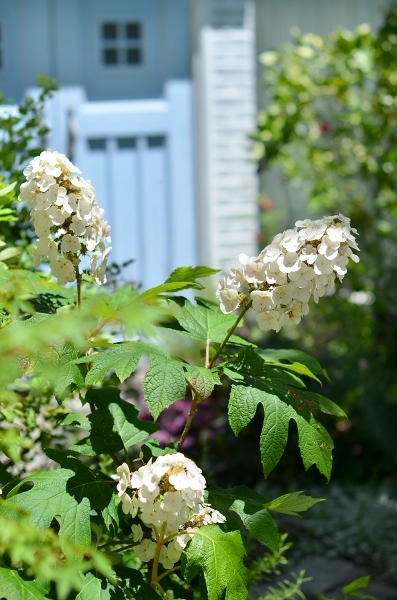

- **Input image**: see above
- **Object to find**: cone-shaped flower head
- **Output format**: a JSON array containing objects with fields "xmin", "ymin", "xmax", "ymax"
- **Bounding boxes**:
[{"xmin": 19, "ymin": 149, "xmax": 111, "ymax": 285}]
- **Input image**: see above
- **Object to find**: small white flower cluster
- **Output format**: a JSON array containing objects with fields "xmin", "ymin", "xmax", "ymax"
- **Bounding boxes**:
[
  {"xmin": 116, "ymin": 453, "xmax": 225, "ymax": 569},
  {"xmin": 217, "ymin": 214, "xmax": 359, "ymax": 332},
  {"xmin": 19, "ymin": 149, "xmax": 111, "ymax": 285}
]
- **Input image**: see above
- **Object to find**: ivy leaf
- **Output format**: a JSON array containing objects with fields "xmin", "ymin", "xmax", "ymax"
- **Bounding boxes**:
[
  {"xmin": 0, "ymin": 568, "xmax": 48, "ymax": 600},
  {"xmin": 75, "ymin": 342, "xmax": 186, "ymax": 419},
  {"xmin": 264, "ymin": 491, "xmax": 324, "ymax": 517},
  {"xmin": 182, "ymin": 525, "xmax": 249, "ymax": 600},
  {"xmin": 69, "ymin": 388, "xmax": 158, "ymax": 456},
  {"xmin": 206, "ymin": 485, "xmax": 279, "ymax": 551},
  {"xmin": 184, "ymin": 365, "xmax": 221, "ymax": 399},
  {"xmin": 170, "ymin": 298, "xmax": 252, "ymax": 346},
  {"xmin": 0, "ymin": 451, "xmax": 118, "ymax": 553}
]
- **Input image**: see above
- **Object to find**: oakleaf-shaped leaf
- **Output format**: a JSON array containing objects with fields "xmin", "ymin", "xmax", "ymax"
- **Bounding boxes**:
[
  {"xmin": 264, "ymin": 491, "xmax": 324, "ymax": 517},
  {"xmin": 184, "ymin": 365, "xmax": 221, "ymax": 399},
  {"xmin": 206, "ymin": 485, "xmax": 279, "ymax": 551},
  {"xmin": 69, "ymin": 387, "xmax": 158, "ymax": 456},
  {"xmin": 75, "ymin": 342, "xmax": 186, "ymax": 418},
  {"xmin": 225, "ymin": 346, "xmax": 343, "ymax": 480},
  {"xmin": 182, "ymin": 525, "xmax": 249, "ymax": 600},
  {"xmin": 0, "ymin": 568, "xmax": 48, "ymax": 600},
  {"xmin": 0, "ymin": 451, "xmax": 118, "ymax": 553},
  {"xmin": 229, "ymin": 384, "xmax": 334, "ymax": 480},
  {"xmin": 171, "ymin": 298, "xmax": 252, "ymax": 346}
]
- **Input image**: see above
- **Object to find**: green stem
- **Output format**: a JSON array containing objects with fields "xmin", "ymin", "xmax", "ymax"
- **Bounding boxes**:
[
  {"xmin": 151, "ymin": 581, "xmax": 169, "ymax": 599},
  {"xmin": 157, "ymin": 565, "xmax": 180, "ymax": 582},
  {"xmin": 208, "ymin": 300, "xmax": 252, "ymax": 369},
  {"xmin": 109, "ymin": 452, "xmax": 122, "ymax": 467},
  {"xmin": 151, "ymin": 523, "xmax": 167, "ymax": 586},
  {"xmin": 176, "ymin": 391, "xmax": 199, "ymax": 451},
  {"xmin": 75, "ymin": 264, "xmax": 82, "ymax": 308}
]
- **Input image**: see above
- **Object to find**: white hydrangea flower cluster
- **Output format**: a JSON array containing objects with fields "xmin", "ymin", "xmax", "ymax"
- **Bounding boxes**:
[
  {"xmin": 116, "ymin": 453, "xmax": 226, "ymax": 569},
  {"xmin": 217, "ymin": 214, "xmax": 359, "ymax": 332},
  {"xmin": 19, "ymin": 149, "xmax": 111, "ymax": 285}
]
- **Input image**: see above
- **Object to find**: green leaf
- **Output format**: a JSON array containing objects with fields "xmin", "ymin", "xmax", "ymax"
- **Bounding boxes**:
[
  {"xmin": 58, "ymin": 412, "xmax": 91, "ymax": 430},
  {"xmin": 0, "ymin": 451, "xmax": 118, "ymax": 553},
  {"xmin": 114, "ymin": 566, "xmax": 161, "ymax": 600},
  {"xmin": 166, "ymin": 265, "xmax": 220, "ymax": 283},
  {"xmin": 261, "ymin": 360, "xmax": 322, "ymax": 385},
  {"xmin": 264, "ymin": 491, "xmax": 324, "ymax": 517},
  {"xmin": 75, "ymin": 574, "xmax": 113, "ymax": 600},
  {"xmin": 184, "ymin": 365, "xmax": 221, "ymax": 399},
  {"xmin": 75, "ymin": 342, "xmax": 186, "ymax": 419},
  {"xmin": 69, "ymin": 387, "xmax": 158, "ymax": 455},
  {"xmin": 207, "ymin": 485, "xmax": 279, "ymax": 551},
  {"xmin": 0, "ymin": 568, "xmax": 48, "ymax": 599},
  {"xmin": 342, "ymin": 576, "xmax": 371, "ymax": 596},
  {"xmin": 229, "ymin": 384, "xmax": 334, "ymax": 480},
  {"xmin": 140, "ymin": 438, "xmax": 177, "ymax": 461},
  {"xmin": 54, "ymin": 343, "xmax": 85, "ymax": 400},
  {"xmin": 0, "ymin": 180, "xmax": 17, "ymax": 196},
  {"xmin": 228, "ymin": 386, "xmax": 290, "ymax": 477},
  {"xmin": 296, "ymin": 414, "xmax": 333, "ymax": 477},
  {"xmin": 171, "ymin": 298, "xmax": 252, "ymax": 346},
  {"xmin": 259, "ymin": 348, "xmax": 326, "ymax": 378},
  {"xmin": 225, "ymin": 346, "xmax": 342, "ymax": 480},
  {"xmin": 140, "ymin": 281, "xmax": 203, "ymax": 300},
  {"xmin": 0, "ymin": 246, "xmax": 22, "ymax": 262},
  {"xmin": 139, "ymin": 265, "xmax": 221, "ymax": 301},
  {"xmin": 182, "ymin": 525, "xmax": 249, "ymax": 600}
]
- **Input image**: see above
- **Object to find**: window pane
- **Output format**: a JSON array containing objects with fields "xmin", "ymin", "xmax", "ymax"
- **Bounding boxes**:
[
  {"xmin": 126, "ymin": 22, "xmax": 141, "ymax": 39},
  {"xmin": 147, "ymin": 136, "xmax": 165, "ymax": 148},
  {"xmin": 88, "ymin": 139, "xmax": 106, "ymax": 151},
  {"xmin": 117, "ymin": 137, "xmax": 136, "ymax": 149},
  {"xmin": 127, "ymin": 47, "xmax": 141, "ymax": 64},
  {"xmin": 103, "ymin": 48, "xmax": 118, "ymax": 65},
  {"xmin": 102, "ymin": 23, "xmax": 117, "ymax": 39}
]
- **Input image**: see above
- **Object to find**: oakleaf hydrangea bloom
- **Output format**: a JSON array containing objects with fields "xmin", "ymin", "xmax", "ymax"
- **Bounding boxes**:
[
  {"xmin": 217, "ymin": 214, "xmax": 359, "ymax": 332},
  {"xmin": 19, "ymin": 149, "xmax": 111, "ymax": 285},
  {"xmin": 116, "ymin": 453, "xmax": 226, "ymax": 569}
]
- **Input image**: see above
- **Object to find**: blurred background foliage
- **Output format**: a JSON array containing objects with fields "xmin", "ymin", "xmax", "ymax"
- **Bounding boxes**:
[{"xmin": 248, "ymin": 2, "xmax": 397, "ymax": 488}]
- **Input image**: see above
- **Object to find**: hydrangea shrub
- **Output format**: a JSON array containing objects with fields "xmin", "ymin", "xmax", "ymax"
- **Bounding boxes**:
[{"xmin": 0, "ymin": 150, "xmax": 359, "ymax": 599}]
